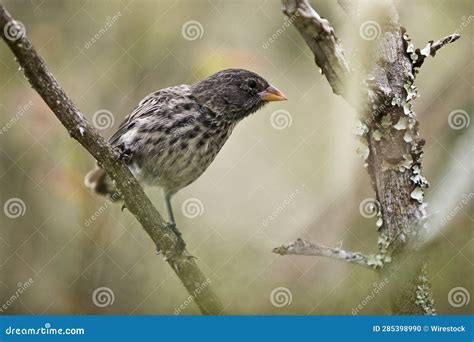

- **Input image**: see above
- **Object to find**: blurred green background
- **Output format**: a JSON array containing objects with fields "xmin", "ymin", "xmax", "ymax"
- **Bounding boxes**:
[{"xmin": 0, "ymin": 0, "xmax": 472, "ymax": 315}]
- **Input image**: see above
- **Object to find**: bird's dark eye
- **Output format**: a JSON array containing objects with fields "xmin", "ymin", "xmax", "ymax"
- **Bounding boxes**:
[{"xmin": 248, "ymin": 79, "xmax": 257, "ymax": 88}]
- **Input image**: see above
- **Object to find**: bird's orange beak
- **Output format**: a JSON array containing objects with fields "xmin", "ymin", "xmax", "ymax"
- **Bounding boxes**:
[{"xmin": 259, "ymin": 85, "xmax": 287, "ymax": 102}]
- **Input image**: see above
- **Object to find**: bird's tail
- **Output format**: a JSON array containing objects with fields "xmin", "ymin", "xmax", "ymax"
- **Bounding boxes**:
[{"xmin": 84, "ymin": 166, "xmax": 121, "ymax": 201}]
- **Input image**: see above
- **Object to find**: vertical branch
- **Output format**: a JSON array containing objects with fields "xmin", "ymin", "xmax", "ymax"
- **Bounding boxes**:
[
  {"xmin": 337, "ymin": 0, "xmax": 433, "ymax": 315},
  {"xmin": 278, "ymin": 0, "xmax": 459, "ymax": 315}
]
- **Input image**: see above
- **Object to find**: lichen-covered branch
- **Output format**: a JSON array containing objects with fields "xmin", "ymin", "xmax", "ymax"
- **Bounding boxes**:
[
  {"xmin": 279, "ymin": 0, "xmax": 459, "ymax": 315},
  {"xmin": 412, "ymin": 33, "xmax": 460, "ymax": 69},
  {"xmin": 340, "ymin": 1, "xmax": 434, "ymax": 315},
  {"xmin": 282, "ymin": 0, "xmax": 351, "ymax": 96},
  {"xmin": 273, "ymin": 239, "xmax": 371, "ymax": 269},
  {"xmin": 392, "ymin": 262, "xmax": 436, "ymax": 315},
  {"xmin": 0, "ymin": 5, "xmax": 223, "ymax": 315}
]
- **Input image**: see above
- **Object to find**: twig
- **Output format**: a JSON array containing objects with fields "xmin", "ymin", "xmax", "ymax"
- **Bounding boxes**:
[
  {"xmin": 273, "ymin": 239, "xmax": 371, "ymax": 269},
  {"xmin": 412, "ymin": 33, "xmax": 461, "ymax": 69},
  {"xmin": 0, "ymin": 5, "xmax": 222, "ymax": 315},
  {"xmin": 282, "ymin": 0, "xmax": 351, "ymax": 96}
]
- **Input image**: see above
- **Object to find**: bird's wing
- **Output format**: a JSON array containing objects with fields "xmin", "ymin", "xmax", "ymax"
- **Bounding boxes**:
[{"xmin": 109, "ymin": 85, "xmax": 192, "ymax": 146}]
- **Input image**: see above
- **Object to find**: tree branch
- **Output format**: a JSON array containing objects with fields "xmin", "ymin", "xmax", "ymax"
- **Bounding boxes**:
[
  {"xmin": 282, "ymin": 0, "xmax": 351, "ymax": 97},
  {"xmin": 279, "ymin": 0, "xmax": 459, "ymax": 315},
  {"xmin": 273, "ymin": 239, "xmax": 371, "ymax": 270},
  {"xmin": 0, "ymin": 5, "xmax": 223, "ymax": 315},
  {"xmin": 412, "ymin": 33, "xmax": 460, "ymax": 69}
]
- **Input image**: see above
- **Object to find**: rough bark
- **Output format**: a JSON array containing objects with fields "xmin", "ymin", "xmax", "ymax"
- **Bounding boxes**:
[
  {"xmin": 282, "ymin": 0, "xmax": 351, "ymax": 97},
  {"xmin": 277, "ymin": 0, "xmax": 458, "ymax": 315},
  {"xmin": 0, "ymin": 5, "xmax": 223, "ymax": 315}
]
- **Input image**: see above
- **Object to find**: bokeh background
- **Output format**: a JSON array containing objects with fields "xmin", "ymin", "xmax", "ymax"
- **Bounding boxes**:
[{"xmin": 0, "ymin": 0, "xmax": 472, "ymax": 315}]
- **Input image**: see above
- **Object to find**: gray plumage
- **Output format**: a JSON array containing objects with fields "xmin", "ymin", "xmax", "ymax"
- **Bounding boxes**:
[{"xmin": 84, "ymin": 69, "xmax": 286, "ymax": 222}]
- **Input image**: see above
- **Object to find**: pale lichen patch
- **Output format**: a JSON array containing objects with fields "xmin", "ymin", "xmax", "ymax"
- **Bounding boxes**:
[
  {"xmin": 414, "ymin": 263, "xmax": 436, "ymax": 315},
  {"xmin": 394, "ymin": 117, "xmax": 408, "ymax": 130},
  {"xmin": 420, "ymin": 42, "xmax": 431, "ymax": 57},
  {"xmin": 373, "ymin": 130, "xmax": 383, "ymax": 141},
  {"xmin": 404, "ymin": 131, "xmax": 413, "ymax": 142},
  {"xmin": 356, "ymin": 139, "xmax": 370, "ymax": 160},
  {"xmin": 404, "ymin": 82, "xmax": 418, "ymax": 101},
  {"xmin": 354, "ymin": 120, "xmax": 369, "ymax": 136},
  {"xmin": 410, "ymin": 187, "xmax": 424, "ymax": 203},
  {"xmin": 403, "ymin": 102, "xmax": 412, "ymax": 115},
  {"xmin": 391, "ymin": 96, "xmax": 401, "ymax": 107},
  {"xmin": 367, "ymin": 254, "xmax": 384, "ymax": 269},
  {"xmin": 410, "ymin": 165, "xmax": 429, "ymax": 187},
  {"xmin": 399, "ymin": 154, "xmax": 413, "ymax": 172},
  {"xmin": 366, "ymin": 234, "xmax": 393, "ymax": 269},
  {"xmin": 381, "ymin": 115, "xmax": 392, "ymax": 128}
]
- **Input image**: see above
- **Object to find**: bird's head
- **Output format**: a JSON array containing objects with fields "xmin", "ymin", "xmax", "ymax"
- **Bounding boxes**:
[{"xmin": 191, "ymin": 69, "xmax": 286, "ymax": 121}]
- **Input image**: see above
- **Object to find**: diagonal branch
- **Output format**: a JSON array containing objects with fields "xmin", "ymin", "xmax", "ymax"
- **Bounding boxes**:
[
  {"xmin": 0, "ymin": 5, "xmax": 222, "ymax": 315},
  {"xmin": 273, "ymin": 239, "xmax": 372, "ymax": 270},
  {"xmin": 282, "ymin": 0, "xmax": 351, "ymax": 97}
]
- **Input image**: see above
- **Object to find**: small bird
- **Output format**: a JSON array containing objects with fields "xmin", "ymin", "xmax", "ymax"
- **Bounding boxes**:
[{"xmin": 85, "ymin": 69, "xmax": 286, "ymax": 224}]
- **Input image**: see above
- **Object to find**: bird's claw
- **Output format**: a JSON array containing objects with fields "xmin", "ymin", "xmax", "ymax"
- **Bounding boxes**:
[
  {"xmin": 167, "ymin": 222, "xmax": 182, "ymax": 238},
  {"xmin": 113, "ymin": 145, "xmax": 133, "ymax": 164}
]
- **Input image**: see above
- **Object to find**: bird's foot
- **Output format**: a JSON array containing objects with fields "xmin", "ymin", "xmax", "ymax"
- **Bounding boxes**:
[
  {"xmin": 166, "ymin": 222, "xmax": 181, "ymax": 238},
  {"xmin": 113, "ymin": 145, "xmax": 133, "ymax": 164}
]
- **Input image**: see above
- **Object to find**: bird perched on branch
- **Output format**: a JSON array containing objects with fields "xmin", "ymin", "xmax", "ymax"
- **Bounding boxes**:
[{"xmin": 85, "ymin": 69, "xmax": 286, "ymax": 225}]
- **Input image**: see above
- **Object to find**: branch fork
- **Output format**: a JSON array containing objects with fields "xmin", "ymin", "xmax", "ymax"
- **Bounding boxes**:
[{"xmin": 278, "ymin": 0, "xmax": 460, "ymax": 315}]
